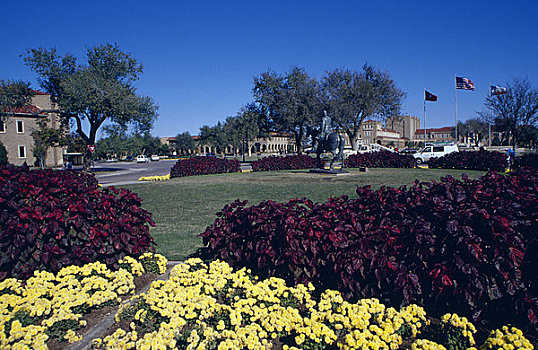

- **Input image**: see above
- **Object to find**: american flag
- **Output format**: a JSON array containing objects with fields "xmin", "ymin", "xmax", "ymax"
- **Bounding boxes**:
[{"xmin": 456, "ymin": 76, "xmax": 475, "ymax": 90}]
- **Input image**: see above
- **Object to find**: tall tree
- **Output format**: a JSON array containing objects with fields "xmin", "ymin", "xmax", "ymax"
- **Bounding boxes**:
[
  {"xmin": 0, "ymin": 80, "xmax": 34, "ymax": 119},
  {"xmin": 322, "ymin": 65, "xmax": 405, "ymax": 150},
  {"xmin": 173, "ymin": 131, "xmax": 196, "ymax": 154},
  {"xmin": 23, "ymin": 43, "xmax": 158, "ymax": 168},
  {"xmin": 253, "ymin": 67, "xmax": 321, "ymax": 154},
  {"xmin": 224, "ymin": 104, "xmax": 264, "ymax": 159},
  {"xmin": 480, "ymin": 78, "xmax": 538, "ymax": 150},
  {"xmin": 457, "ymin": 118, "xmax": 489, "ymax": 147},
  {"xmin": 199, "ymin": 123, "xmax": 229, "ymax": 155}
]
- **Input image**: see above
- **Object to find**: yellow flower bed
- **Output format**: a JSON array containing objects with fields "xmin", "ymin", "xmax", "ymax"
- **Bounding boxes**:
[
  {"xmin": 93, "ymin": 259, "xmax": 535, "ymax": 350},
  {"xmin": 0, "ymin": 253, "xmax": 167, "ymax": 348},
  {"xmin": 138, "ymin": 174, "xmax": 171, "ymax": 181}
]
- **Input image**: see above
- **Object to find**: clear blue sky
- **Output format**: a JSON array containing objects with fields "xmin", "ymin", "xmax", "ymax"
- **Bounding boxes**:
[{"xmin": 2, "ymin": 0, "xmax": 537, "ymax": 138}]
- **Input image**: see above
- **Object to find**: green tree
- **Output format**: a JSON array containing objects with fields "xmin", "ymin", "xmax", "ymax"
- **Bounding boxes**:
[
  {"xmin": 23, "ymin": 43, "xmax": 158, "ymax": 168},
  {"xmin": 457, "ymin": 118, "xmax": 489, "ymax": 147},
  {"xmin": 0, "ymin": 80, "xmax": 35, "ymax": 119},
  {"xmin": 253, "ymin": 67, "xmax": 321, "ymax": 154},
  {"xmin": 322, "ymin": 65, "xmax": 405, "ymax": 150},
  {"xmin": 173, "ymin": 131, "xmax": 196, "ymax": 155},
  {"xmin": 199, "ymin": 123, "xmax": 229, "ymax": 155},
  {"xmin": 31, "ymin": 118, "xmax": 69, "ymax": 168},
  {"xmin": 224, "ymin": 104, "xmax": 264, "ymax": 160},
  {"xmin": 480, "ymin": 78, "xmax": 538, "ymax": 150}
]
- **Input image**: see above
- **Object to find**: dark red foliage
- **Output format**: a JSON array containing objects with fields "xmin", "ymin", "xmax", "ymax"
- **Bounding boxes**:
[
  {"xmin": 170, "ymin": 156, "xmax": 240, "ymax": 178},
  {"xmin": 200, "ymin": 168, "xmax": 538, "ymax": 333},
  {"xmin": 346, "ymin": 151, "xmax": 417, "ymax": 168},
  {"xmin": 251, "ymin": 155, "xmax": 316, "ymax": 172},
  {"xmin": 515, "ymin": 153, "xmax": 538, "ymax": 170},
  {"xmin": 428, "ymin": 150, "xmax": 507, "ymax": 171},
  {"xmin": 0, "ymin": 164, "xmax": 156, "ymax": 281}
]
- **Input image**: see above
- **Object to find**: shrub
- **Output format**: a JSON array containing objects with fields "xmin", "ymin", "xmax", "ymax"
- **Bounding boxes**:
[
  {"xmin": 250, "ymin": 155, "xmax": 316, "ymax": 171},
  {"xmin": 0, "ymin": 164, "xmax": 156, "ymax": 281},
  {"xmin": 515, "ymin": 152, "xmax": 538, "ymax": 170},
  {"xmin": 0, "ymin": 141, "xmax": 7, "ymax": 164},
  {"xmin": 346, "ymin": 150, "xmax": 417, "ymax": 168},
  {"xmin": 170, "ymin": 156, "xmax": 240, "ymax": 177},
  {"xmin": 200, "ymin": 168, "xmax": 538, "ymax": 333},
  {"xmin": 428, "ymin": 150, "xmax": 507, "ymax": 171}
]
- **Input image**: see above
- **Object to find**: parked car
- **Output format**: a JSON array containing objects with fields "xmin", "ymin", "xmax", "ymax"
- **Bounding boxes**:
[
  {"xmin": 413, "ymin": 144, "xmax": 459, "ymax": 164},
  {"xmin": 136, "ymin": 155, "xmax": 149, "ymax": 163},
  {"xmin": 150, "ymin": 155, "xmax": 160, "ymax": 161}
]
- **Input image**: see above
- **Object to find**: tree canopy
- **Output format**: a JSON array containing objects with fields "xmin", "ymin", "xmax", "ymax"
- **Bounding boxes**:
[
  {"xmin": 0, "ymin": 80, "xmax": 34, "ymax": 119},
  {"xmin": 253, "ymin": 67, "xmax": 322, "ymax": 154},
  {"xmin": 322, "ymin": 65, "xmax": 405, "ymax": 150},
  {"xmin": 480, "ymin": 78, "xmax": 538, "ymax": 149},
  {"xmin": 23, "ymin": 43, "xmax": 158, "ymax": 166}
]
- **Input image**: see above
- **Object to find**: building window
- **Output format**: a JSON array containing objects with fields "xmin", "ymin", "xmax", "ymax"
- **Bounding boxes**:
[
  {"xmin": 18, "ymin": 145, "xmax": 26, "ymax": 158},
  {"xmin": 0, "ymin": 121, "xmax": 5, "ymax": 133},
  {"xmin": 16, "ymin": 120, "xmax": 24, "ymax": 133}
]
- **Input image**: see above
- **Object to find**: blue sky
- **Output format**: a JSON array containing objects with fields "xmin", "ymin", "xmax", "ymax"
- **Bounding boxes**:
[{"xmin": 2, "ymin": 1, "xmax": 537, "ymax": 138}]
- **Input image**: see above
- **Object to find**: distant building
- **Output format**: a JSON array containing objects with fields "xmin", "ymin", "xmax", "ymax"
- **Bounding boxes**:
[
  {"xmin": 0, "ymin": 91, "xmax": 65, "ymax": 166},
  {"xmin": 386, "ymin": 115, "xmax": 421, "ymax": 141},
  {"xmin": 162, "ymin": 132, "xmax": 297, "ymax": 156},
  {"xmin": 414, "ymin": 127, "xmax": 455, "ymax": 144}
]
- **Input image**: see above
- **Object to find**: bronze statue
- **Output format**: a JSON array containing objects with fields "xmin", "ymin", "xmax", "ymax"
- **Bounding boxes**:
[{"xmin": 307, "ymin": 111, "xmax": 345, "ymax": 170}]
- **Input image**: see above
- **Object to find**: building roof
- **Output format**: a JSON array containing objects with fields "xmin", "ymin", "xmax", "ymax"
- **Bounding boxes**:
[
  {"xmin": 415, "ymin": 126, "xmax": 454, "ymax": 135},
  {"xmin": 383, "ymin": 128, "xmax": 397, "ymax": 133},
  {"xmin": 1, "ymin": 105, "xmax": 48, "ymax": 116},
  {"xmin": 30, "ymin": 89, "xmax": 50, "ymax": 96}
]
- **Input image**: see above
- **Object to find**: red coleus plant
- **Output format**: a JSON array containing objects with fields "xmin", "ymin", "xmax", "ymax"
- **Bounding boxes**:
[
  {"xmin": 170, "ymin": 156, "xmax": 240, "ymax": 177},
  {"xmin": 200, "ymin": 168, "xmax": 538, "ymax": 334},
  {"xmin": 428, "ymin": 150, "xmax": 508, "ymax": 171},
  {"xmin": 0, "ymin": 164, "xmax": 156, "ymax": 280},
  {"xmin": 346, "ymin": 151, "xmax": 417, "ymax": 168},
  {"xmin": 251, "ymin": 155, "xmax": 316, "ymax": 172}
]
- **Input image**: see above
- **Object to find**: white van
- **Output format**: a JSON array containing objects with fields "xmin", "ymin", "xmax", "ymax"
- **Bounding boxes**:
[{"xmin": 413, "ymin": 144, "xmax": 459, "ymax": 164}]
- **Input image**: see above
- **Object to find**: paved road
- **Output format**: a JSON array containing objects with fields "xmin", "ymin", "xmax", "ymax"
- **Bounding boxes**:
[{"xmin": 93, "ymin": 159, "xmax": 175, "ymax": 187}]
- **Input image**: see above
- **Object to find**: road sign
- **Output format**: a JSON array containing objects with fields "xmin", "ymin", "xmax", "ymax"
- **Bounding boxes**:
[{"xmin": 88, "ymin": 144, "xmax": 96, "ymax": 153}]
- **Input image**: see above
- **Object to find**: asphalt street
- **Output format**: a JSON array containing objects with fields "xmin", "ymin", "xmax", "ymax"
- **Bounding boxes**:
[{"xmin": 93, "ymin": 159, "xmax": 175, "ymax": 187}]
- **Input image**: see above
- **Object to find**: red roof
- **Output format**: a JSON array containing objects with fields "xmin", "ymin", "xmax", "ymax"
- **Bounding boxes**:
[
  {"xmin": 415, "ymin": 127, "xmax": 454, "ymax": 135},
  {"xmin": 1, "ymin": 105, "xmax": 48, "ymax": 116},
  {"xmin": 30, "ymin": 89, "xmax": 50, "ymax": 96},
  {"xmin": 383, "ymin": 128, "xmax": 397, "ymax": 133}
]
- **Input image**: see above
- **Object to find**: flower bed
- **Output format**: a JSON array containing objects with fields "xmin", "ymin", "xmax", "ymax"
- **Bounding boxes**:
[
  {"xmin": 251, "ymin": 155, "xmax": 316, "ymax": 171},
  {"xmin": 201, "ymin": 168, "xmax": 538, "ymax": 334},
  {"xmin": 138, "ymin": 174, "xmax": 171, "ymax": 181},
  {"xmin": 93, "ymin": 259, "xmax": 535, "ymax": 350},
  {"xmin": 428, "ymin": 150, "xmax": 507, "ymax": 171},
  {"xmin": 170, "ymin": 156, "xmax": 240, "ymax": 177},
  {"xmin": 0, "ymin": 253, "xmax": 167, "ymax": 348},
  {"xmin": 346, "ymin": 151, "xmax": 417, "ymax": 168},
  {"xmin": 516, "ymin": 153, "xmax": 538, "ymax": 170},
  {"xmin": 0, "ymin": 164, "xmax": 156, "ymax": 281}
]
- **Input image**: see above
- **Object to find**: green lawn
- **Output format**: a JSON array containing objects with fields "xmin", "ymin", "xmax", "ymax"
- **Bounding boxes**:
[{"xmin": 124, "ymin": 168, "xmax": 486, "ymax": 261}]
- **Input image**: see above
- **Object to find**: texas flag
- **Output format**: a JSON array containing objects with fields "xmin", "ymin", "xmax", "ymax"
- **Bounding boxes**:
[{"xmin": 490, "ymin": 85, "xmax": 507, "ymax": 96}]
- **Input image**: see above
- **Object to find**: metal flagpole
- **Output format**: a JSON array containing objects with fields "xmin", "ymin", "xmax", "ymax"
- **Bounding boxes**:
[
  {"xmin": 454, "ymin": 75, "xmax": 458, "ymax": 144},
  {"xmin": 424, "ymin": 89, "xmax": 427, "ymax": 146},
  {"xmin": 488, "ymin": 83, "xmax": 492, "ymax": 148}
]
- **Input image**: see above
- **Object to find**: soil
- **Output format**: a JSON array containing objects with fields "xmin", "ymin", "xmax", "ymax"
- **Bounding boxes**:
[{"xmin": 45, "ymin": 270, "xmax": 166, "ymax": 349}]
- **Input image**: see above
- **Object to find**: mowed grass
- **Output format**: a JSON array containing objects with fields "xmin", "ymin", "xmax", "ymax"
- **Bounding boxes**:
[{"xmin": 124, "ymin": 168, "xmax": 486, "ymax": 261}]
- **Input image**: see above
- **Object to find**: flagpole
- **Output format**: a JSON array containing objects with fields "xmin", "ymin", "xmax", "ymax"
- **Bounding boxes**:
[
  {"xmin": 424, "ymin": 89, "xmax": 427, "ymax": 146},
  {"xmin": 488, "ymin": 83, "xmax": 492, "ymax": 148},
  {"xmin": 454, "ymin": 75, "xmax": 458, "ymax": 144}
]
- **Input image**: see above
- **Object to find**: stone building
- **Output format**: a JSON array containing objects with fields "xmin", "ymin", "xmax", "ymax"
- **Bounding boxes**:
[
  {"xmin": 0, "ymin": 91, "xmax": 65, "ymax": 166},
  {"xmin": 414, "ymin": 127, "xmax": 455, "ymax": 144}
]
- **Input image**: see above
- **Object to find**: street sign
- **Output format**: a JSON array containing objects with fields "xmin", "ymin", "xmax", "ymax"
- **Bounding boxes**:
[{"xmin": 88, "ymin": 144, "xmax": 96, "ymax": 153}]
